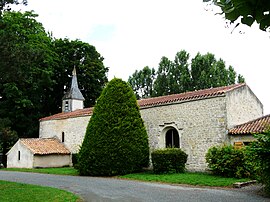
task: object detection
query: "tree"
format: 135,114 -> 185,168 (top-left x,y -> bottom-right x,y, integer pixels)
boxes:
153,56 -> 174,96
77,78 -> 149,176
128,66 -> 155,99
128,50 -> 245,99
0,0 -> 27,14
0,118 -> 18,167
53,38 -> 108,109
204,0 -> 270,31
0,11 -> 108,139
0,11 -> 56,138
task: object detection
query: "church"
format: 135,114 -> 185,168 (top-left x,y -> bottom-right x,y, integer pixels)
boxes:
7,68 -> 268,171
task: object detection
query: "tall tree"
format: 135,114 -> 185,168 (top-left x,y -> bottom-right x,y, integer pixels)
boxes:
204,0 -> 270,31
128,50 -> 245,99
128,66 -> 155,99
53,38 -> 108,109
78,78 -> 149,176
173,50 -> 192,93
0,11 -> 108,139
154,56 -> 174,96
0,11 -> 56,138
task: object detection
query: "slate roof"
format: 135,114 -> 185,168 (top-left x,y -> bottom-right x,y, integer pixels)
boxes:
40,83 -> 246,121
62,68 -> 85,100
229,114 -> 270,135
20,138 -> 70,155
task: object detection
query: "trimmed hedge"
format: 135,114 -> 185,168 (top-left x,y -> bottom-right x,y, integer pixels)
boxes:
151,148 -> 188,174
77,78 -> 149,176
205,145 -> 256,178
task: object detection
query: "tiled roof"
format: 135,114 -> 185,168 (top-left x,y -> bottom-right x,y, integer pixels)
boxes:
40,83 -> 246,121
229,114 -> 270,135
138,83 -> 246,108
20,138 -> 70,155
40,108 -> 93,121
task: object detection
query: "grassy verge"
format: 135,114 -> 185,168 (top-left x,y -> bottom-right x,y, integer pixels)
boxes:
2,167 -> 79,176
0,180 -> 81,202
1,167 -> 251,187
120,171 -> 251,187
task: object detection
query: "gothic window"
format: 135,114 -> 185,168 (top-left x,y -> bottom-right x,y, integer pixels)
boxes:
18,151 -> 21,161
64,101 -> 69,111
62,132 -> 65,142
165,128 -> 180,148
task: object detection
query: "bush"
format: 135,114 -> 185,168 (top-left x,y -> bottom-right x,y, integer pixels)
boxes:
151,148 -> 188,174
250,132 -> 270,195
205,145 -> 256,178
77,78 -> 149,176
72,153 -> 79,169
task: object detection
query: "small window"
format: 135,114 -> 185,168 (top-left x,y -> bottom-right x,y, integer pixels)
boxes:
62,132 -> 65,143
65,101 -> 69,111
18,151 -> 21,161
165,128 -> 180,148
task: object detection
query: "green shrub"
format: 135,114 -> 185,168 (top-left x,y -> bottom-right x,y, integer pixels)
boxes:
72,154 -> 78,169
250,132 -> 270,195
205,145 -> 256,178
151,148 -> 188,174
77,78 -> 149,176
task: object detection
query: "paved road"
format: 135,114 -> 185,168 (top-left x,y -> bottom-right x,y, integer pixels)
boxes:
0,171 -> 269,202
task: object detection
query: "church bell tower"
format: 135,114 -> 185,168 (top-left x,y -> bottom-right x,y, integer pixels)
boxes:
62,67 -> 85,112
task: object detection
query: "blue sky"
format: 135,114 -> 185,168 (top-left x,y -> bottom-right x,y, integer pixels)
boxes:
17,0 -> 270,114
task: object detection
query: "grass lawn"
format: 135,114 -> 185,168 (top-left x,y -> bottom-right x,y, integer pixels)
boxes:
120,171 -> 251,187
0,180 -> 81,202
2,167 -> 251,187
2,167 -> 79,176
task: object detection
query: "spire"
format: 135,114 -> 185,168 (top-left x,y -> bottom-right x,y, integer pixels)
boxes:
63,67 -> 85,101
62,67 -> 85,112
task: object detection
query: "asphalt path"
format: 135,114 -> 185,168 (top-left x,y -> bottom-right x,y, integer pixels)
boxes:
0,171 -> 269,202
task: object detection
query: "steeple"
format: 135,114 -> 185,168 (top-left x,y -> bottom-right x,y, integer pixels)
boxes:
62,67 -> 85,112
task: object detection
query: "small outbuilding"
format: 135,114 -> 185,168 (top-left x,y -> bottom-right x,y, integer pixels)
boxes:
7,138 -> 71,168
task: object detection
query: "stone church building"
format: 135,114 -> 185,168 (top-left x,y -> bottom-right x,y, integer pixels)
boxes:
7,68 -> 266,170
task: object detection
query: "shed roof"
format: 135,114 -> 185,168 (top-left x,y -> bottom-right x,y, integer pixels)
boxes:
229,114 -> 270,135
40,83 -> 246,121
20,138 -> 70,155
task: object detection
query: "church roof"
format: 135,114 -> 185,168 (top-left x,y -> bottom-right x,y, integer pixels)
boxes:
40,83 -> 246,121
138,83 -> 246,108
40,108 -> 93,121
229,114 -> 270,135
62,68 -> 85,101
20,138 -> 70,155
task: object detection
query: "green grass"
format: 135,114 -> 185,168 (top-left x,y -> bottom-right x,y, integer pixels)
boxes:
120,171 -> 251,187
2,167 -> 79,176
0,180 -> 81,202
2,167 -> 251,187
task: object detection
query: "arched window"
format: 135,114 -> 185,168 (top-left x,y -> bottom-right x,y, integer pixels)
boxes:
165,128 -> 179,148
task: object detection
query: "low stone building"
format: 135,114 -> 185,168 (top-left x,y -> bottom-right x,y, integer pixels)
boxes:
7,138 -> 71,168
39,72 -> 263,171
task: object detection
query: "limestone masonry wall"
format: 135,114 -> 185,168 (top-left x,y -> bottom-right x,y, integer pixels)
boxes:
226,85 -> 263,129
39,116 -> 90,153
140,96 -> 228,171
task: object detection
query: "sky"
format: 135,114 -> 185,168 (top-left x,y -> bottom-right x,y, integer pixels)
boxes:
16,0 -> 270,114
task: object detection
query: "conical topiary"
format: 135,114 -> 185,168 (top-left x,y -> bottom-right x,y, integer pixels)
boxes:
77,78 -> 149,176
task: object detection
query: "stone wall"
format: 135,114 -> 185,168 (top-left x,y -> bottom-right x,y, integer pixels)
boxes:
39,116 -> 90,153
226,85 -> 263,129
34,154 -> 71,168
7,141 -> 34,168
140,96 -> 228,171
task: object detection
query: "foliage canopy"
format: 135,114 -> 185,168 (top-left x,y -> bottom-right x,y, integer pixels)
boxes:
204,0 -> 270,31
77,78 -> 149,176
